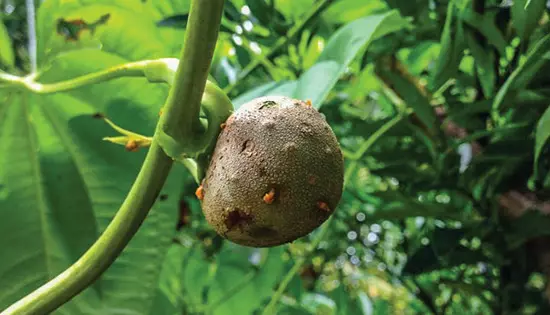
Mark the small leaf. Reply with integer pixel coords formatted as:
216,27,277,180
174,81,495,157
431,0,466,90
375,59,438,134
300,293,336,315
464,30,496,97
534,106,550,176
492,34,550,119
460,9,507,56
357,292,374,315
512,0,546,42
232,11,411,109
295,10,412,107
0,19,14,67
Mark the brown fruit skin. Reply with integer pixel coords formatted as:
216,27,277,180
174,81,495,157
200,96,344,247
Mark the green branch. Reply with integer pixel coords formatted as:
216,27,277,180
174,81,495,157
0,58,179,93
0,1,226,314
261,218,333,315
223,0,335,95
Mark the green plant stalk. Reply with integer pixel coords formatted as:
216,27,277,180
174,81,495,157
157,0,226,158
223,0,335,95
262,217,333,315
347,111,411,161
0,1,225,314
0,58,178,93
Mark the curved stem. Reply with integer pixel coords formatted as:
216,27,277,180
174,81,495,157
347,111,410,161
0,1,225,314
223,0,335,95
261,218,333,315
159,1,226,152
0,58,178,94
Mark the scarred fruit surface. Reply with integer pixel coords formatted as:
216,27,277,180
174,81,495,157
200,96,344,247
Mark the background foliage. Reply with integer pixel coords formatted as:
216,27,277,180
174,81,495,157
1,0,550,314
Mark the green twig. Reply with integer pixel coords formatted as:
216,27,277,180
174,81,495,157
262,218,333,315
0,1,225,314
345,111,411,161
0,58,178,94
223,0,335,95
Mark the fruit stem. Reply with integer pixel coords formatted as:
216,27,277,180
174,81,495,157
157,0,229,158
0,1,225,314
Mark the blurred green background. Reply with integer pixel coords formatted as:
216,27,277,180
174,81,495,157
2,0,550,314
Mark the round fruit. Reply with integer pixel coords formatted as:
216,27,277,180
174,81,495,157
199,96,344,247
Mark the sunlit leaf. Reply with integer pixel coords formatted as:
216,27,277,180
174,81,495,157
0,20,14,67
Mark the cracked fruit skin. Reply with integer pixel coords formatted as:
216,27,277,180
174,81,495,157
200,96,344,247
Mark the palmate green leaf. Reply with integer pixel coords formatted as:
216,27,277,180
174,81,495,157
0,1,188,314
0,92,101,314
0,19,14,68
36,0,188,64
232,10,411,109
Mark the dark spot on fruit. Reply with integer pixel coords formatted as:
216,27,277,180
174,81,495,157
92,112,105,119
317,201,331,212
259,166,266,176
262,119,276,129
301,127,313,136
224,209,253,231
241,140,254,154
248,226,278,238
259,100,277,109
284,142,297,152
159,194,168,201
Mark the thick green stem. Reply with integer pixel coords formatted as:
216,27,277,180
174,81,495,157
158,1,226,157
0,1,225,314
